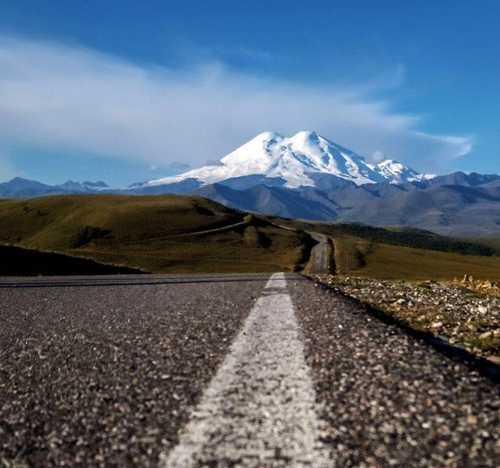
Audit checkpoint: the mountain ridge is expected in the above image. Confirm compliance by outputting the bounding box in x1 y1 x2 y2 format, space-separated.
2 172 499 236
142 131 431 189
1 130 499 237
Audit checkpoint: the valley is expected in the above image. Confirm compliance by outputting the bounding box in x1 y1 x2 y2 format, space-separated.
0 193 499 279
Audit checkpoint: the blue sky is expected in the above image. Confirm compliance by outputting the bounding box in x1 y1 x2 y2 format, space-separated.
0 0 498 185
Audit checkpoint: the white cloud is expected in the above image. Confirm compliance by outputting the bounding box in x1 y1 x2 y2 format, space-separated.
0 37 472 174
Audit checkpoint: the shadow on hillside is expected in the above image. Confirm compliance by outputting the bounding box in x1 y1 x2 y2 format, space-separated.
0 245 142 276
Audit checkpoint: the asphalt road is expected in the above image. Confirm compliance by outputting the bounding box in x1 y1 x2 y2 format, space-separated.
0 273 498 467
306 233 332 274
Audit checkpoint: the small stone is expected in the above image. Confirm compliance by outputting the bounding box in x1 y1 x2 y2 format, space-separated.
467 415 478 425
478 305 488 314
479 331 493 340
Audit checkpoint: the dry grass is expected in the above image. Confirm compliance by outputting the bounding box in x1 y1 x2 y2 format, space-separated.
333 238 369 274
335 238 500 281
0 195 240 249
0 195 310 273
3 195 497 277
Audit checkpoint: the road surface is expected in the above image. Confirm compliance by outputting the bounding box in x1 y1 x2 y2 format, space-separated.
0 273 498 467
306 233 332 274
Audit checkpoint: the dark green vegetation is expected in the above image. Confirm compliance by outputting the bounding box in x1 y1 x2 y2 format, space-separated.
275 219 499 257
326 224 497 256
474 236 500 252
0 196 312 273
0 245 140 276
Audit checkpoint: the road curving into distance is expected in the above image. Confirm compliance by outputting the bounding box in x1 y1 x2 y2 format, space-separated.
305 232 333 274
267 219 333 274
0 273 498 467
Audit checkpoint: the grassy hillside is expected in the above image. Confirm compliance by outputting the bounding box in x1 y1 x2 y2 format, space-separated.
274 219 498 257
333 237 500 281
264 218 499 280
0 195 241 248
2 195 497 277
0 196 312 273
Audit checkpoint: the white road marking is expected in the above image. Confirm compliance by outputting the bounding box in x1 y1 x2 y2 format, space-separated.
160 272 331 467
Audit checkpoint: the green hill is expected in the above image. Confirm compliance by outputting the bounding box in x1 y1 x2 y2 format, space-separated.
1 195 498 278
0 195 312 273
332 237 500 281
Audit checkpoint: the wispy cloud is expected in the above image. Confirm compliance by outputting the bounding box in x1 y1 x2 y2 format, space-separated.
0 36 472 174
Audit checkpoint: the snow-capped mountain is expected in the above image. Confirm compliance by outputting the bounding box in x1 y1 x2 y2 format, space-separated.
143 131 429 189
57 180 109 192
375 159 434 184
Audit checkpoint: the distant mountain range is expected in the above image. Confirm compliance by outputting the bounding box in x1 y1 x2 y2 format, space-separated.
2 131 500 237
0 178 110 198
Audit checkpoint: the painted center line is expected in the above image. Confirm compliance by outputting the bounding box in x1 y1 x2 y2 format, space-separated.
160 272 331 468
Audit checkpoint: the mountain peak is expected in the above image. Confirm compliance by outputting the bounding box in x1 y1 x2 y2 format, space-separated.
291 130 320 142
377 158 400 166
143 131 426 189
10 177 33 183
374 158 427 184
254 131 283 141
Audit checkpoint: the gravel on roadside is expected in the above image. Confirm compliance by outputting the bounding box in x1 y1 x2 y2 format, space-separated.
289 276 500 467
314 274 500 362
